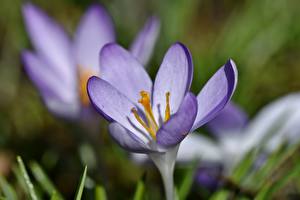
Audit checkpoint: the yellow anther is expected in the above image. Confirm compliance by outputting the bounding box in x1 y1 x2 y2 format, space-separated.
138 91 158 131
131 108 156 139
131 91 172 140
165 92 171 122
78 66 96 106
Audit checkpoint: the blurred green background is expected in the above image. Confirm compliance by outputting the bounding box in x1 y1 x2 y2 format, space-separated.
1 0 300 199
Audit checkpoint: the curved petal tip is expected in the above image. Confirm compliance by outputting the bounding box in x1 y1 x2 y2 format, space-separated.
87 76 113 122
192 59 238 131
226 58 238 96
129 16 160 65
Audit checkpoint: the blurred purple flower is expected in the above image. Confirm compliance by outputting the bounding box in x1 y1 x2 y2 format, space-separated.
207 102 248 137
210 93 300 169
88 42 237 199
247 93 300 152
21 3 160 119
195 163 223 190
194 94 300 189
171 93 300 175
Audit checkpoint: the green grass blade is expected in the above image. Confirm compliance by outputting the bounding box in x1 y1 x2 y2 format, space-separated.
175 187 179 200
209 190 229 200
243 143 287 188
94 185 107 200
268 163 300 196
178 163 197 200
16 156 38 200
29 161 63 199
254 143 300 199
255 163 300 200
231 149 257 183
50 192 61 200
133 180 145 200
74 166 87 200
0 175 17 200
12 165 28 196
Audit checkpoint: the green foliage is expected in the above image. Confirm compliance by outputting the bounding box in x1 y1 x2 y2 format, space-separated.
0 157 92 200
0 175 17 200
254 143 300 199
29 161 63 199
178 162 198 200
209 190 229 200
243 143 287 189
17 156 38 200
210 142 300 199
50 192 61 200
133 179 145 200
95 185 107 200
231 149 259 183
74 166 87 200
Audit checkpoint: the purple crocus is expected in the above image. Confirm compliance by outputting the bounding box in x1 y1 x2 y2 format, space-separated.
87 42 237 199
21 3 160 119
207 102 248 137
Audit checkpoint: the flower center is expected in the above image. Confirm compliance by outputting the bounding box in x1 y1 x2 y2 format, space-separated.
131 91 171 139
78 66 96 106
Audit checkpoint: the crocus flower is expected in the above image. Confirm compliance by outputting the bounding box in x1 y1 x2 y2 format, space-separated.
87 42 237 200
21 3 160 119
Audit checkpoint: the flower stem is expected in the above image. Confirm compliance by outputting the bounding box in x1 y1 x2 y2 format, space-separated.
149 145 179 200
160 163 175 200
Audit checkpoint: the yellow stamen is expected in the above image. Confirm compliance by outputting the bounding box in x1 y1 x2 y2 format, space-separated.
138 91 159 131
131 91 172 140
131 108 156 139
78 66 96 106
165 92 171 122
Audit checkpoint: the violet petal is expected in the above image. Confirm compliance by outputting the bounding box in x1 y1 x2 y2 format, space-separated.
130 16 160 66
22 3 75 86
87 76 152 143
156 92 198 147
100 43 152 104
74 4 115 72
22 51 80 118
192 59 238 131
152 42 193 123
